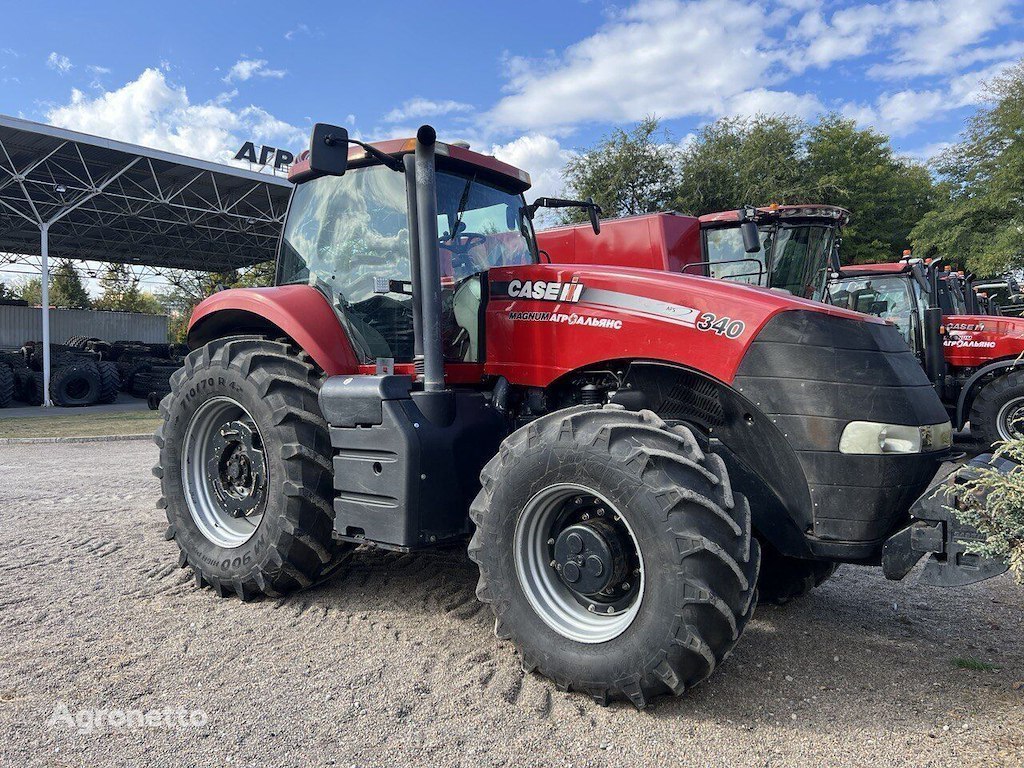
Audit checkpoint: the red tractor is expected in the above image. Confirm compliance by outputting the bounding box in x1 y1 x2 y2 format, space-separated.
539 210 1024 448
539 204 848 303
157 127 1004 708
829 257 1024 446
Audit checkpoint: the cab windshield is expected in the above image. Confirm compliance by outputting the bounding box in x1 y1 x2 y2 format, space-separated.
703 222 837 301
278 163 535 362
829 274 918 345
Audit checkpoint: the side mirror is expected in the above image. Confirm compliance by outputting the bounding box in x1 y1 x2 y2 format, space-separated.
739 220 760 254
911 263 932 294
308 123 350 177
587 197 601 235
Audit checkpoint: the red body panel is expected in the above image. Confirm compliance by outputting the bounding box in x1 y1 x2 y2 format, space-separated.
188 286 360 376
484 263 877 387
943 314 1024 368
538 214 701 273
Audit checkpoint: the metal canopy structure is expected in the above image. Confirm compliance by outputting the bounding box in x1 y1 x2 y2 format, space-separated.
0 114 293 405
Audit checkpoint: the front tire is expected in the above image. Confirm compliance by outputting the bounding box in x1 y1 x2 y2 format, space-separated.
469 405 760 707
969 371 1024 447
155 337 350 599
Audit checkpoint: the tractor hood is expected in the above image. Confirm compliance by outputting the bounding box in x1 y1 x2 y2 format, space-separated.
484 263 888 387
943 314 1024 368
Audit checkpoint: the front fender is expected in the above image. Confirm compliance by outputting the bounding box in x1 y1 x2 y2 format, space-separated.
955 357 1024 428
188 286 360 376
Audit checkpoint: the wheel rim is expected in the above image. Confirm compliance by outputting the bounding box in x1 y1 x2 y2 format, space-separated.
514 483 644 644
182 396 268 548
996 396 1024 441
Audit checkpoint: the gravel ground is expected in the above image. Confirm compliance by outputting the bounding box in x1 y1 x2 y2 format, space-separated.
0 441 1021 768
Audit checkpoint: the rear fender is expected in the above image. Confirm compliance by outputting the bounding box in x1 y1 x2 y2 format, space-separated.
188 286 360 376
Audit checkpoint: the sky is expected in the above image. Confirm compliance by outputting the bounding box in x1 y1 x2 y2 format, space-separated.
0 0 1022 205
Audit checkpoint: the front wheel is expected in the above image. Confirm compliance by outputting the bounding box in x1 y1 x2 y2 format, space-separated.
969 370 1024 447
155 337 350 599
469 405 760 708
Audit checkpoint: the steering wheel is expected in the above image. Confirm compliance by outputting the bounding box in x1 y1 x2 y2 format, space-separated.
443 232 487 275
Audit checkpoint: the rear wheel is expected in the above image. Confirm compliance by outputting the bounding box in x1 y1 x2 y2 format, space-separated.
0 364 13 408
97 361 120 404
50 362 101 407
756 540 837 605
155 337 351 599
469 405 759 707
969 371 1024 447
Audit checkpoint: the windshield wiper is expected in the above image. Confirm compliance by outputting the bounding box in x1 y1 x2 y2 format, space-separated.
444 173 477 242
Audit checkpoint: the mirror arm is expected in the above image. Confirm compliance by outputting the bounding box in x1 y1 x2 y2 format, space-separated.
348 139 405 172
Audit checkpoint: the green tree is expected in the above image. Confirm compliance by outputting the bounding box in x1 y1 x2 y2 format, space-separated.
562 117 680 221
52 261 92 308
0 281 18 301
93 263 163 313
673 115 807 215
16 262 92 308
805 115 936 264
911 61 1024 275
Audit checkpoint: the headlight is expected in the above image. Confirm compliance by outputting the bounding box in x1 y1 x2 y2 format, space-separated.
839 421 953 455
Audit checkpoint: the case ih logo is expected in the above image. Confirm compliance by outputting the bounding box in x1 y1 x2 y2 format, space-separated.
507 279 583 303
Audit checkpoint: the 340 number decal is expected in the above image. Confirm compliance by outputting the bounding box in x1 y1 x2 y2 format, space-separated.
696 312 745 339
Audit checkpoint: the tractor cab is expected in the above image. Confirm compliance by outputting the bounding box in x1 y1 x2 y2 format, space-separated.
281 136 537 368
537 205 848 303
696 205 848 301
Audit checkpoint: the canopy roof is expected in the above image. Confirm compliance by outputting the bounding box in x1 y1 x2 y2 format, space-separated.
0 114 291 272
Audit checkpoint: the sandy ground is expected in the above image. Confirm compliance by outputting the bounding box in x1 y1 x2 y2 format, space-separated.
0 441 1021 768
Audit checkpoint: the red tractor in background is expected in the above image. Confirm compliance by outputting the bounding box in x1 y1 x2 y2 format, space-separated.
829 257 1024 446
157 127 1004 708
539 204 848 303
539 210 1024 448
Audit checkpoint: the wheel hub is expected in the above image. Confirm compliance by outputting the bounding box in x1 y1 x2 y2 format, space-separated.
206 418 266 518
553 522 620 595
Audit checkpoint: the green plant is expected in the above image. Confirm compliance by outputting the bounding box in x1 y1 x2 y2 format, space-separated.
953 440 1024 582
952 657 999 672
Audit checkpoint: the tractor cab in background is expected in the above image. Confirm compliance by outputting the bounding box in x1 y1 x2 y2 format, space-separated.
829 255 1024 445
538 205 848 302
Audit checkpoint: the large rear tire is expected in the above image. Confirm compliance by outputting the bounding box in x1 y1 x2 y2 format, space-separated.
469 405 759 708
756 540 837 605
155 337 351 600
969 371 1024 448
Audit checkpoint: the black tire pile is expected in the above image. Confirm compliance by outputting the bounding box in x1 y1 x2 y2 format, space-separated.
0 337 184 408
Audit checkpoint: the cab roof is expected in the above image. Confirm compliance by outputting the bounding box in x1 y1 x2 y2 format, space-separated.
699 204 850 226
288 137 531 192
837 262 912 278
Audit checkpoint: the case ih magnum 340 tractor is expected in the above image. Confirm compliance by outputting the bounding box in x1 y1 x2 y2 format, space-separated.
157 126 1006 708
829 257 1024 446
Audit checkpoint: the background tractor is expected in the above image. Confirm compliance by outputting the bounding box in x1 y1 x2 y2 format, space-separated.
830 257 1024 447
157 126 1002 708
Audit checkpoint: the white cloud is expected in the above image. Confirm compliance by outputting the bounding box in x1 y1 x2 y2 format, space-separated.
723 89 826 120
45 68 304 165
223 58 287 83
489 0 786 131
490 134 576 200
843 59 1014 136
872 0 1015 78
790 5 888 70
46 52 72 74
383 98 473 123
87 65 112 75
